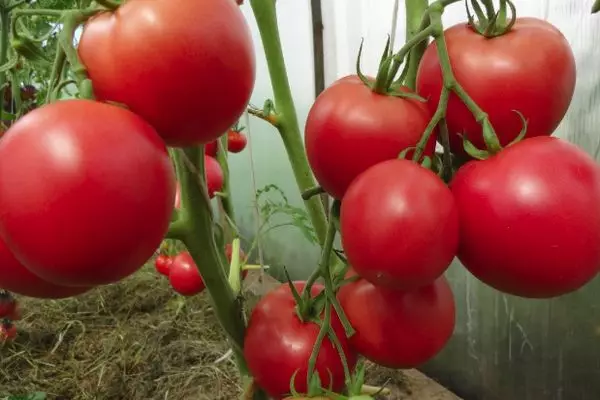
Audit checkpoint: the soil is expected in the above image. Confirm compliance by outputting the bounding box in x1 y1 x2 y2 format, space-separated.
0 266 461 400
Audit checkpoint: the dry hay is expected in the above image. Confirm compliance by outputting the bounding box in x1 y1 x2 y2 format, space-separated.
0 263 457 400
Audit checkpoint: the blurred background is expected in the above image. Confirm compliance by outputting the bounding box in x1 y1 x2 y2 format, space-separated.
229 1 600 399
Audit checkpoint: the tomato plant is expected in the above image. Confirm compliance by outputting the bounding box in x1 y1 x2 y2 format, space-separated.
450 136 600 298
154 254 173 277
304 75 436 199
78 0 256 147
244 282 357 399
416 18 576 156
338 272 455 368
340 159 459 290
0 99 176 287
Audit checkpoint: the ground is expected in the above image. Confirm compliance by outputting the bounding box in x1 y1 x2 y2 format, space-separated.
0 265 461 400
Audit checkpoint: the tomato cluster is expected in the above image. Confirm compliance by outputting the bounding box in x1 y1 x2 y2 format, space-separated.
155 244 247 296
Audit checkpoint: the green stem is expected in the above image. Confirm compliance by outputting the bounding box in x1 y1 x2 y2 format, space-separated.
227 237 242 295
172 148 250 377
386 24 434 89
217 134 236 222
249 0 328 247
403 0 429 90
46 42 67 103
0 7 9 122
95 0 120 9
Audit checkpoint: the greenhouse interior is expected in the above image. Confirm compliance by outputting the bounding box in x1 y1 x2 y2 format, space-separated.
0 0 598 399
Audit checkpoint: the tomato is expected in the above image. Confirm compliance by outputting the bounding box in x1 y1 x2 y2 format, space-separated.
155 254 173 276
227 130 247 153
205 140 218 157
0 237 92 298
0 321 16 341
168 252 205 296
205 155 224 198
416 18 576 157
244 282 357 399
0 291 15 318
340 159 458 291
450 136 600 298
338 272 455 368
78 0 255 147
0 99 176 287
304 75 435 199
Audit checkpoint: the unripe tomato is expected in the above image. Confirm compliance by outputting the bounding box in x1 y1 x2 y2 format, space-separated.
0 99 176 287
340 159 458 291
451 136 600 298
154 254 173 276
227 130 247 153
169 252 205 296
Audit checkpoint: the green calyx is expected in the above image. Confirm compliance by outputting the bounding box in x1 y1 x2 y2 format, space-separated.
462 110 528 160
465 0 517 38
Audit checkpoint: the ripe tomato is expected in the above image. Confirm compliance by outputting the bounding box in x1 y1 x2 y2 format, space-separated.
205 155 224 198
155 254 173 276
78 0 255 147
0 321 16 341
417 18 576 156
451 136 600 298
169 252 206 296
304 75 435 199
244 282 357 399
338 272 455 368
0 237 92 299
0 291 15 318
227 130 247 153
340 159 458 291
205 140 218 157
0 99 176 287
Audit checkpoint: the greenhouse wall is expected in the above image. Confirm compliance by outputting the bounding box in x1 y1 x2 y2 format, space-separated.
228 1 600 399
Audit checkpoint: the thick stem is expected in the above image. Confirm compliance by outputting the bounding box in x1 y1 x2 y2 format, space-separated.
217 134 236 226
172 148 250 377
0 7 9 122
249 0 328 247
404 0 429 90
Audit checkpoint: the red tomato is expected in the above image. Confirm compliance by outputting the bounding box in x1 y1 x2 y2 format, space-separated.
227 130 247 153
169 252 205 296
340 159 458 291
205 155 224 198
78 0 255 147
338 272 455 368
416 18 576 156
0 99 176 286
205 140 218 157
155 254 173 276
0 291 15 318
304 75 436 199
0 321 16 341
244 282 357 399
0 238 92 299
450 136 600 298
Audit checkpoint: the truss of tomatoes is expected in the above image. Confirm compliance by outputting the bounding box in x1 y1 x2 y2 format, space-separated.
242 14 600 399
0 0 255 299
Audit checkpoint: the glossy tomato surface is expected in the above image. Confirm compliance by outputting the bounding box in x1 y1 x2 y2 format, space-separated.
78 0 255 147
417 18 576 156
305 75 435 199
205 140 218 157
338 272 455 368
0 237 92 299
169 252 205 296
450 136 600 298
227 130 247 153
341 159 459 290
154 254 173 276
205 155 224 198
0 99 176 287
244 282 356 399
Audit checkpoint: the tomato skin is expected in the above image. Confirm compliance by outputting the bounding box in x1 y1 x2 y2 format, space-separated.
205 140 218 157
244 282 357 399
168 252 206 296
416 18 576 156
450 136 600 298
0 99 176 287
205 155 224 199
340 159 458 291
78 0 255 147
338 272 455 369
227 130 247 153
0 238 92 299
154 254 173 276
305 75 436 199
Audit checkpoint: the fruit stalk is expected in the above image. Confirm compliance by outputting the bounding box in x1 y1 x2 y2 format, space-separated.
403 0 429 89
248 0 329 247
217 134 236 226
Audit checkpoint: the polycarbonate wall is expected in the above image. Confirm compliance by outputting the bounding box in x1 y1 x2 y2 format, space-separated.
230 1 600 399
